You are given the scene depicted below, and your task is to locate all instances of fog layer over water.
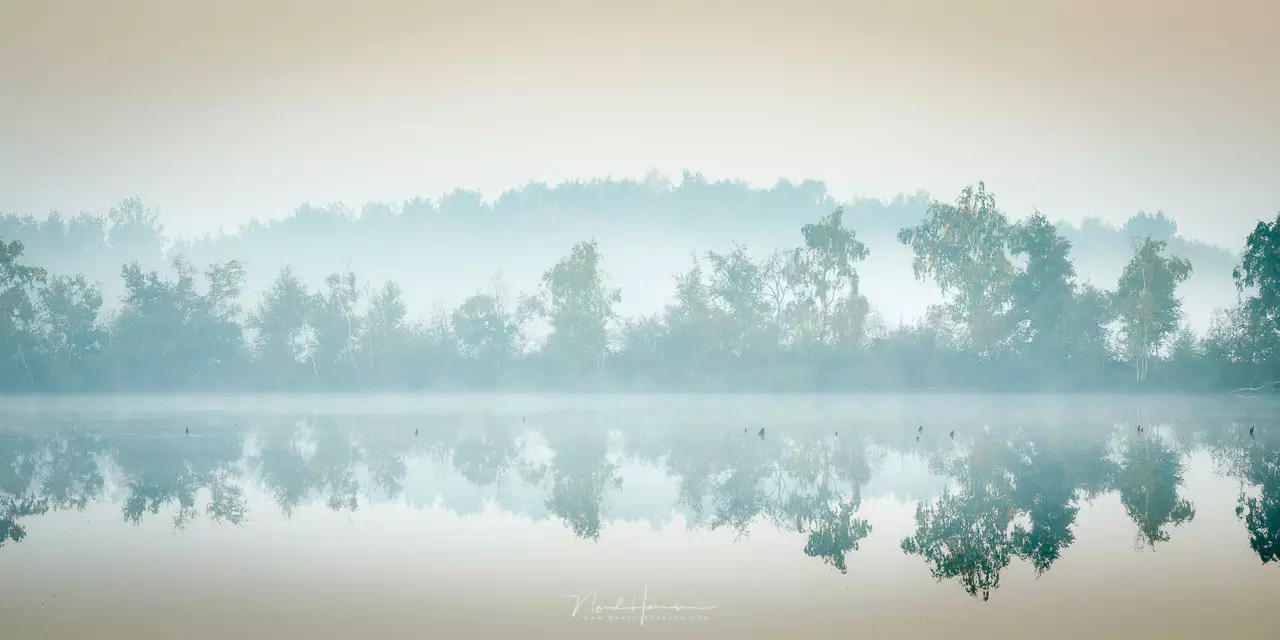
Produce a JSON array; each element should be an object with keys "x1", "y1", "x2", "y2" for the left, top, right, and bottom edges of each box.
[{"x1": 1, "y1": 394, "x2": 1277, "y2": 639}]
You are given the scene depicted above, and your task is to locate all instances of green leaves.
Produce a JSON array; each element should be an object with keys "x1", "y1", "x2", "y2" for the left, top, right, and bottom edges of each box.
[
  {"x1": 537, "y1": 241, "x2": 620, "y2": 373},
  {"x1": 794, "y1": 208, "x2": 871, "y2": 348},
  {"x1": 1007, "y1": 211, "x2": 1079, "y2": 358},
  {"x1": 898, "y1": 182, "x2": 1014, "y2": 355},
  {"x1": 248, "y1": 267, "x2": 314, "y2": 370},
  {"x1": 1114, "y1": 238, "x2": 1193, "y2": 382},
  {"x1": 0, "y1": 187, "x2": 1275, "y2": 392},
  {"x1": 109, "y1": 256, "x2": 249, "y2": 388},
  {"x1": 1234, "y1": 212, "x2": 1280, "y2": 333},
  {"x1": 451, "y1": 286, "x2": 523, "y2": 372}
]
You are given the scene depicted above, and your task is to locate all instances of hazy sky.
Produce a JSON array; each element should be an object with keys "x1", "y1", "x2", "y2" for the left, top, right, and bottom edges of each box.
[{"x1": 2, "y1": 0, "x2": 1277, "y2": 247}]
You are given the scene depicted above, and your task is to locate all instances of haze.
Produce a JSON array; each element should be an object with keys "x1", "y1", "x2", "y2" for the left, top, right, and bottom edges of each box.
[
  {"x1": 1, "y1": 0, "x2": 1278, "y2": 394},
  {"x1": 4, "y1": 5, "x2": 1280, "y2": 635},
  {"x1": 3, "y1": 0, "x2": 1278, "y2": 247}
]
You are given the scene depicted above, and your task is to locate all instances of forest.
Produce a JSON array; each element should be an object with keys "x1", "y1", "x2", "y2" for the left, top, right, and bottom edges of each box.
[{"x1": 0, "y1": 179, "x2": 1278, "y2": 393}]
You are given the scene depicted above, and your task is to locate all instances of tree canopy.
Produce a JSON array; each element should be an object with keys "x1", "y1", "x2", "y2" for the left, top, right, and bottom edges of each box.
[{"x1": 0, "y1": 184, "x2": 1276, "y2": 393}]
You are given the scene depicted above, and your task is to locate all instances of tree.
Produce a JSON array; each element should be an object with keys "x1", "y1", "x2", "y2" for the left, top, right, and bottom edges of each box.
[
  {"x1": 661, "y1": 257, "x2": 718, "y2": 377},
  {"x1": 36, "y1": 274, "x2": 108, "y2": 388},
  {"x1": 1114, "y1": 238, "x2": 1192, "y2": 383},
  {"x1": 105, "y1": 198, "x2": 166, "y2": 269},
  {"x1": 452, "y1": 277, "x2": 527, "y2": 382},
  {"x1": 1234, "y1": 213, "x2": 1280, "y2": 325},
  {"x1": 1122, "y1": 211, "x2": 1178, "y2": 244},
  {"x1": 1202, "y1": 304, "x2": 1275, "y2": 390},
  {"x1": 612, "y1": 314, "x2": 666, "y2": 383},
  {"x1": 535, "y1": 241, "x2": 621, "y2": 377},
  {"x1": 199, "y1": 259, "x2": 248, "y2": 372},
  {"x1": 109, "y1": 257, "x2": 247, "y2": 389},
  {"x1": 310, "y1": 270, "x2": 363, "y2": 384},
  {"x1": 898, "y1": 183, "x2": 1014, "y2": 355},
  {"x1": 1232, "y1": 212, "x2": 1280, "y2": 383},
  {"x1": 247, "y1": 268, "x2": 316, "y2": 387},
  {"x1": 760, "y1": 248, "x2": 801, "y2": 331},
  {"x1": 1007, "y1": 212, "x2": 1076, "y2": 358},
  {"x1": 792, "y1": 209, "x2": 871, "y2": 348},
  {"x1": 1059, "y1": 284, "x2": 1115, "y2": 384},
  {"x1": 0, "y1": 239, "x2": 44, "y2": 387},
  {"x1": 356, "y1": 281, "x2": 410, "y2": 387},
  {"x1": 705, "y1": 244, "x2": 774, "y2": 356}
]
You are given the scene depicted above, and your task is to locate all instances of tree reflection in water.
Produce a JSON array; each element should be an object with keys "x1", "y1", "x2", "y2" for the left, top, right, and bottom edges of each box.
[
  {"x1": 0, "y1": 404, "x2": 1276, "y2": 601},
  {"x1": 1211, "y1": 426, "x2": 1280, "y2": 564}
]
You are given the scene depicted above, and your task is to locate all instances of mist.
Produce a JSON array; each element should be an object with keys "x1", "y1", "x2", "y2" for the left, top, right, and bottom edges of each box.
[
  {"x1": 2, "y1": 173, "x2": 1247, "y2": 328},
  {"x1": 1, "y1": 172, "x2": 1273, "y2": 394},
  {"x1": 5, "y1": 3, "x2": 1280, "y2": 637}
]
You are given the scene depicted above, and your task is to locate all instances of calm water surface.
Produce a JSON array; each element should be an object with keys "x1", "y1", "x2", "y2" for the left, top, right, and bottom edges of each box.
[{"x1": 1, "y1": 394, "x2": 1277, "y2": 639}]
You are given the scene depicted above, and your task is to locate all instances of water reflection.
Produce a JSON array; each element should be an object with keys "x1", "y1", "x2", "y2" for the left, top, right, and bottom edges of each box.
[
  {"x1": 1114, "y1": 437, "x2": 1196, "y2": 549},
  {"x1": 1211, "y1": 429, "x2": 1280, "y2": 564},
  {"x1": 899, "y1": 430, "x2": 1119, "y2": 600},
  {"x1": 1, "y1": 397, "x2": 1278, "y2": 604}
]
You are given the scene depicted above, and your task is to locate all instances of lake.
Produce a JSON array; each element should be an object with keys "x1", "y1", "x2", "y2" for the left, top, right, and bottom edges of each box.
[{"x1": 1, "y1": 393, "x2": 1277, "y2": 639}]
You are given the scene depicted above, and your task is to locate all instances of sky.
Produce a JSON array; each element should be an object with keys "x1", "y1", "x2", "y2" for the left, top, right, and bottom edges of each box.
[{"x1": 2, "y1": 0, "x2": 1277, "y2": 248}]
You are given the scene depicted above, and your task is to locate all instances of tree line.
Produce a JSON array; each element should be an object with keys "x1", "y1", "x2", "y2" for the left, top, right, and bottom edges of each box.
[
  {"x1": 1, "y1": 182, "x2": 1277, "y2": 392},
  {"x1": 0, "y1": 172, "x2": 1243, "y2": 334}
]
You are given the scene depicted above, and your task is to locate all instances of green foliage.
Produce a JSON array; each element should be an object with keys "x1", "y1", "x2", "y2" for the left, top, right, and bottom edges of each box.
[
  {"x1": 1059, "y1": 284, "x2": 1116, "y2": 382},
  {"x1": 0, "y1": 181, "x2": 1277, "y2": 392},
  {"x1": 705, "y1": 244, "x2": 774, "y2": 355},
  {"x1": 105, "y1": 198, "x2": 167, "y2": 271},
  {"x1": 451, "y1": 278, "x2": 528, "y2": 383},
  {"x1": 36, "y1": 274, "x2": 108, "y2": 388},
  {"x1": 793, "y1": 209, "x2": 871, "y2": 348},
  {"x1": 898, "y1": 182, "x2": 1015, "y2": 355},
  {"x1": 660, "y1": 257, "x2": 718, "y2": 376},
  {"x1": 1233, "y1": 212, "x2": 1280, "y2": 336},
  {"x1": 901, "y1": 487, "x2": 1015, "y2": 601},
  {"x1": 356, "y1": 281, "x2": 410, "y2": 386},
  {"x1": 0, "y1": 239, "x2": 43, "y2": 386},
  {"x1": 1114, "y1": 238, "x2": 1193, "y2": 383},
  {"x1": 310, "y1": 270, "x2": 363, "y2": 385},
  {"x1": 1008, "y1": 211, "x2": 1077, "y2": 356},
  {"x1": 109, "y1": 257, "x2": 247, "y2": 389},
  {"x1": 535, "y1": 240, "x2": 621, "y2": 377},
  {"x1": 1114, "y1": 438, "x2": 1196, "y2": 547},
  {"x1": 248, "y1": 268, "x2": 315, "y2": 386},
  {"x1": 1121, "y1": 211, "x2": 1178, "y2": 244}
]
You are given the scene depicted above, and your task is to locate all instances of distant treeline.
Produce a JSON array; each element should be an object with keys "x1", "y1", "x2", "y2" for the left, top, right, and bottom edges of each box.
[
  {"x1": 0, "y1": 172, "x2": 1244, "y2": 327},
  {"x1": 0, "y1": 180, "x2": 1277, "y2": 393}
]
